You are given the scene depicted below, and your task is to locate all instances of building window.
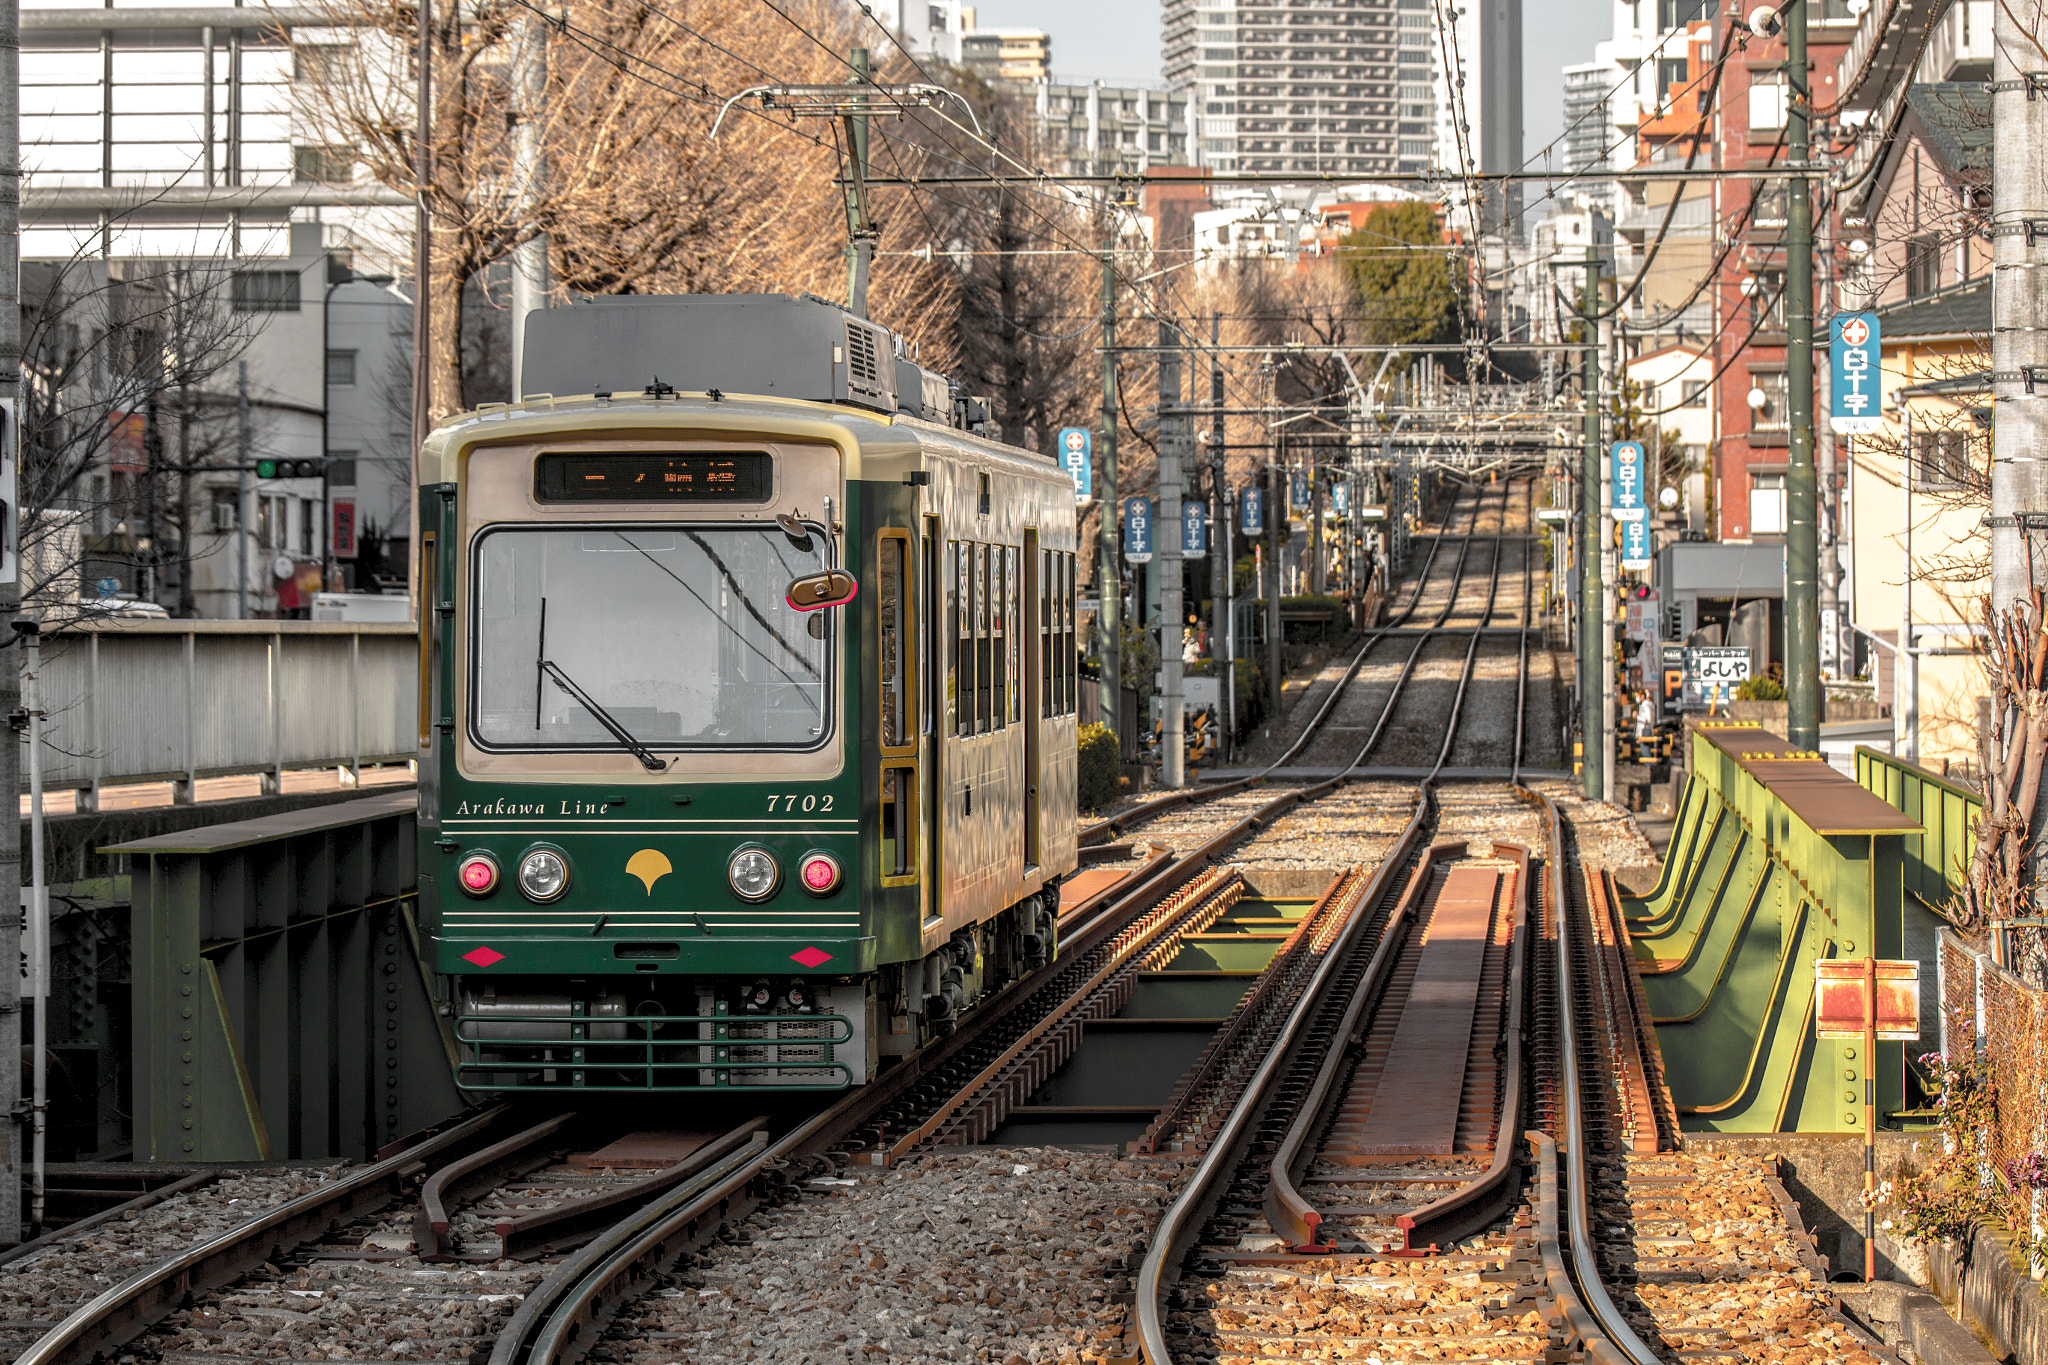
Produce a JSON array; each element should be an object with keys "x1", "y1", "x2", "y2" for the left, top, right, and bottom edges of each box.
[
  {"x1": 232, "y1": 270, "x2": 301, "y2": 313},
  {"x1": 1749, "y1": 270, "x2": 1786, "y2": 331},
  {"x1": 292, "y1": 144, "x2": 354, "y2": 184},
  {"x1": 326, "y1": 453, "x2": 359, "y2": 486},
  {"x1": 1657, "y1": 57, "x2": 1688, "y2": 104},
  {"x1": 1748, "y1": 371, "x2": 1790, "y2": 432},
  {"x1": 1748, "y1": 72, "x2": 1788, "y2": 131},
  {"x1": 1683, "y1": 379, "x2": 1708, "y2": 406},
  {"x1": 1912, "y1": 427, "x2": 1972, "y2": 488},
  {"x1": 301, "y1": 498, "x2": 317, "y2": 556},
  {"x1": 1907, "y1": 236, "x2": 1941, "y2": 297},
  {"x1": 1751, "y1": 472, "x2": 1787, "y2": 535},
  {"x1": 928, "y1": 4, "x2": 945, "y2": 28},
  {"x1": 326, "y1": 349, "x2": 357, "y2": 387}
]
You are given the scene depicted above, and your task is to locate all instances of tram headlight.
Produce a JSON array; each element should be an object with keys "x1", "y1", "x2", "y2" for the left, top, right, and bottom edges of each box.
[
  {"x1": 517, "y1": 848, "x2": 570, "y2": 903},
  {"x1": 728, "y1": 846, "x2": 782, "y2": 902},
  {"x1": 456, "y1": 851, "x2": 500, "y2": 897}
]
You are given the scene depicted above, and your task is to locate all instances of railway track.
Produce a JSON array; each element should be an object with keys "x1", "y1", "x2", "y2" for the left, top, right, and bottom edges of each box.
[{"x1": 14, "y1": 477, "x2": 1576, "y2": 1365}]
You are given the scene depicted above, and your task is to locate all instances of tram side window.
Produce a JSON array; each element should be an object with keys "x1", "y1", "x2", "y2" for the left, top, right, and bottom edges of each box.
[
  {"x1": 953, "y1": 541, "x2": 970, "y2": 738},
  {"x1": 1006, "y1": 546, "x2": 1021, "y2": 723},
  {"x1": 983, "y1": 544, "x2": 999, "y2": 736},
  {"x1": 1040, "y1": 549, "x2": 1054, "y2": 719},
  {"x1": 878, "y1": 533, "x2": 909, "y2": 747},
  {"x1": 1062, "y1": 552, "x2": 1077, "y2": 716},
  {"x1": 991, "y1": 546, "x2": 1008, "y2": 730}
]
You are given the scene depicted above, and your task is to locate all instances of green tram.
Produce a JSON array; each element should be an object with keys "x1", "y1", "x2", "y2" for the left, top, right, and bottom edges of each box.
[{"x1": 416, "y1": 295, "x2": 1082, "y2": 1091}]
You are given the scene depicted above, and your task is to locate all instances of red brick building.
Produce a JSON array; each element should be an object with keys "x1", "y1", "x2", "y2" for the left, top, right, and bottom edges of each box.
[{"x1": 1710, "y1": 15, "x2": 1855, "y2": 542}]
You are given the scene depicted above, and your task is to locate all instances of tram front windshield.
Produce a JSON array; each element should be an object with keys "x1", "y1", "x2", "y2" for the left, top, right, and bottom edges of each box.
[{"x1": 472, "y1": 526, "x2": 832, "y2": 752}]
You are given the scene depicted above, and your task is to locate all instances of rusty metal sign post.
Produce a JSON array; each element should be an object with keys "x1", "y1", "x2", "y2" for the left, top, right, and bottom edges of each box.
[{"x1": 1817, "y1": 958, "x2": 1919, "y2": 1281}]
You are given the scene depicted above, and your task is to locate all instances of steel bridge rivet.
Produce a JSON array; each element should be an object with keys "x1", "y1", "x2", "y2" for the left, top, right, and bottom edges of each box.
[{"x1": 183, "y1": 1141, "x2": 194, "y2": 1152}]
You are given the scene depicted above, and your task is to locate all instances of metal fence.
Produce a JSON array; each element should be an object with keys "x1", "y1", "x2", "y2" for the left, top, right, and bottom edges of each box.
[
  {"x1": 1857, "y1": 745, "x2": 1979, "y2": 915},
  {"x1": 32, "y1": 619, "x2": 418, "y2": 802}
]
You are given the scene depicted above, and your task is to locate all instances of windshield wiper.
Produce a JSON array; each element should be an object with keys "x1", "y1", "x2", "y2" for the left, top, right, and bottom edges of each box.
[{"x1": 538, "y1": 658, "x2": 670, "y2": 772}]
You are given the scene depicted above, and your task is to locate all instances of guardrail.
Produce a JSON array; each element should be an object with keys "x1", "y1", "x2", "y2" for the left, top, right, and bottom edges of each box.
[
  {"x1": 1855, "y1": 745, "x2": 1978, "y2": 915},
  {"x1": 32, "y1": 619, "x2": 418, "y2": 803}
]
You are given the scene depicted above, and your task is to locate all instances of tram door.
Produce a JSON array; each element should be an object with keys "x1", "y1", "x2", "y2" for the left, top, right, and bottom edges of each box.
[{"x1": 1022, "y1": 529, "x2": 1041, "y2": 869}]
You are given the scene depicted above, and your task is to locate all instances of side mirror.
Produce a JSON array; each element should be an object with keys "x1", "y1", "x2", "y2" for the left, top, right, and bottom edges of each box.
[{"x1": 786, "y1": 570, "x2": 858, "y2": 612}]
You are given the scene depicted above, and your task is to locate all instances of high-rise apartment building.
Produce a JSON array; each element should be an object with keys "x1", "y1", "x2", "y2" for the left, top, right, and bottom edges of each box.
[
  {"x1": 962, "y1": 28, "x2": 1052, "y2": 84},
  {"x1": 1435, "y1": 0, "x2": 1524, "y2": 231},
  {"x1": 1035, "y1": 83, "x2": 1197, "y2": 175},
  {"x1": 1162, "y1": 0, "x2": 1401, "y2": 177}
]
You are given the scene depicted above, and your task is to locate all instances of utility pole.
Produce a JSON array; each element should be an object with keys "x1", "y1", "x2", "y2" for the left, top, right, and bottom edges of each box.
[
  {"x1": 1601, "y1": 297, "x2": 1618, "y2": 805},
  {"x1": 0, "y1": 0, "x2": 22, "y2": 1246},
  {"x1": 508, "y1": 11, "x2": 549, "y2": 399},
  {"x1": 238, "y1": 362, "x2": 252, "y2": 621},
  {"x1": 1210, "y1": 314, "x2": 1228, "y2": 757},
  {"x1": 1097, "y1": 246, "x2": 1121, "y2": 728},
  {"x1": 841, "y1": 48, "x2": 877, "y2": 318},
  {"x1": 1783, "y1": 0, "x2": 1820, "y2": 751},
  {"x1": 409, "y1": 0, "x2": 431, "y2": 624},
  {"x1": 1266, "y1": 426, "x2": 1283, "y2": 730},
  {"x1": 1580, "y1": 246, "x2": 1604, "y2": 801},
  {"x1": 1989, "y1": 0, "x2": 2048, "y2": 624},
  {"x1": 1158, "y1": 321, "x2": 1185, "y2": 789}
]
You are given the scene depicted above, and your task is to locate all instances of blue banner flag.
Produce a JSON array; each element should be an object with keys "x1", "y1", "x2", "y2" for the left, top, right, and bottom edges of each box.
[
  {"x1": 1057, "y1": 427, "x2": 1092, "y2": 499},
  {"x1": 1290, "y1": 470, "x2": 1309, "y2": 516},
  {"x1": 1830, "y1": 312, "x2": 1882, "y2": 435},
  {"x1": 1241, "y1": 486, "x2": 1263, "y2": 536},
  {"x1": 1183, "y1": 501, "x2": 1207, "y2": 557},
  {"x1": 1124, "y1": 496, "x2": 1154, "y2": 564}
]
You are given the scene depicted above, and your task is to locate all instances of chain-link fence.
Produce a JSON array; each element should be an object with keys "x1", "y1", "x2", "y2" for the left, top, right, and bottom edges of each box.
[{"x1": 1942, "y1": 928, "x2": 2048, "y2": 1205}]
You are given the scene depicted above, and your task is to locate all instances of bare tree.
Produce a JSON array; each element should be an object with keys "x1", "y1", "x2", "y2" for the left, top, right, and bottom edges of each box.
[
  {"x1": 295, "y1": 0, "x2": 962, "y2": 417},
  {"x1": 20, "y1": 256, "x2": 265, "y2": 622}
]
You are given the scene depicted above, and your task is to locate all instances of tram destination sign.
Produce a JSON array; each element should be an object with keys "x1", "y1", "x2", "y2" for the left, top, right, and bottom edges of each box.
[{"x1": 536, "y1": 451, "x2": 772, "y2": 502}]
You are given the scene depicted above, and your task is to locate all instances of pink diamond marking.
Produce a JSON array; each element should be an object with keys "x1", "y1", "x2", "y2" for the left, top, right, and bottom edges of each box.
[
  {"x1": 462, "y1": 945, "x2": 506, "y2": 968},
  {"x1": 789, "y1": 946, "x2": 833, "y2": 969}
]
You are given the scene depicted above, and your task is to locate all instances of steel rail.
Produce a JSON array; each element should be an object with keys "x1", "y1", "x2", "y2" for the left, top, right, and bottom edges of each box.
[
  {"x1": 1133, "y1": 789, "x2": 1435, "y2": 1365},
  {"x1": 417, "y1": 1110, "x2": 583, "y2": 1260},
  {"x1": 17, "y1": 1103, "x2": 518, "y2": 1365},
  {"x1": 496, "y1": 1115, "x2": 773, "y2": 1259},
  {"x1": 1260, "y1": 837, "x2": 1461, "y2": 1252},
  {"x1": 0, "y1": 1171, "x2": 220, "y2": 1270},
  {"x1": 1075, "y1": 486, "x2": 1468, "y2": 847},
  {"x1": 1539, "y1": 792, "x2": 1663, "y2": 1365},
  {"x1": 487, "y1": 1121, "x2": 776, "y2": 1365}
]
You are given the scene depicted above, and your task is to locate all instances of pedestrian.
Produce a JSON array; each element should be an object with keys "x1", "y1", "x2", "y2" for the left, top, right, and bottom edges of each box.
[{"x1": 1635, "y1": 690, "x2": 1658, "y2": 742}]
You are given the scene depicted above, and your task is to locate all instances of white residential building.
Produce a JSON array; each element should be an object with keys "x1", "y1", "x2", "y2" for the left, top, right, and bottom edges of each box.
[{"x1": 864, "y1": 0, "x2": 968, "y2": 66}]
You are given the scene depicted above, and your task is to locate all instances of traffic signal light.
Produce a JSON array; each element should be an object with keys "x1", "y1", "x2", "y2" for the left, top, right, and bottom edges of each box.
[{"x1": 255, "y1": 457, "x2": 326, "y2": 479}]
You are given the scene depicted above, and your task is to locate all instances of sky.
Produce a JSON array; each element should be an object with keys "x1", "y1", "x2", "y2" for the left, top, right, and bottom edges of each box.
[{"x1": 966, "y1": 0, "x2": 1609, "y2": 175}]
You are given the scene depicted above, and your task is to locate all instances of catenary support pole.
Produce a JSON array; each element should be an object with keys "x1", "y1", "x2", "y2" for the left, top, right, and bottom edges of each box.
[
  {"x1": 1267, "y1": 427, "x2": 1283, "y2": 730},
  {"x1": 1580, "y1": 247, "x2": 1604, "y2": 801},
  {"x1": 21, "y1": 623, "x2": 43, "y2": 1234},
  {"x1": 1210, "y1": 314, "x2": 1229, "y2": 759},
  {"x1": 0, "y1": 0, "x2": 21, "y2": 1242},
  {"x1": 238, "y1": 361, "x2": 251, "y2": 621},
  {"x1": 409, "y1": 0, "x2": 430, "y2": 623},
  {"x1": 1158, "y1": 320, "x2": 1185, "y2": 789},
  {"x1": 1601, "y1": 299, "x2": 1617, "y2": 804},
  {"x1": 1097, "y1": 245, "x2": 1121, "y2": 727},
  {"x1": 1784, "y1": 0, "x2": 1820, "y2": 751},
  {"x1": 508, "y1": 12, "x2": 548, "y2": 399}
]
